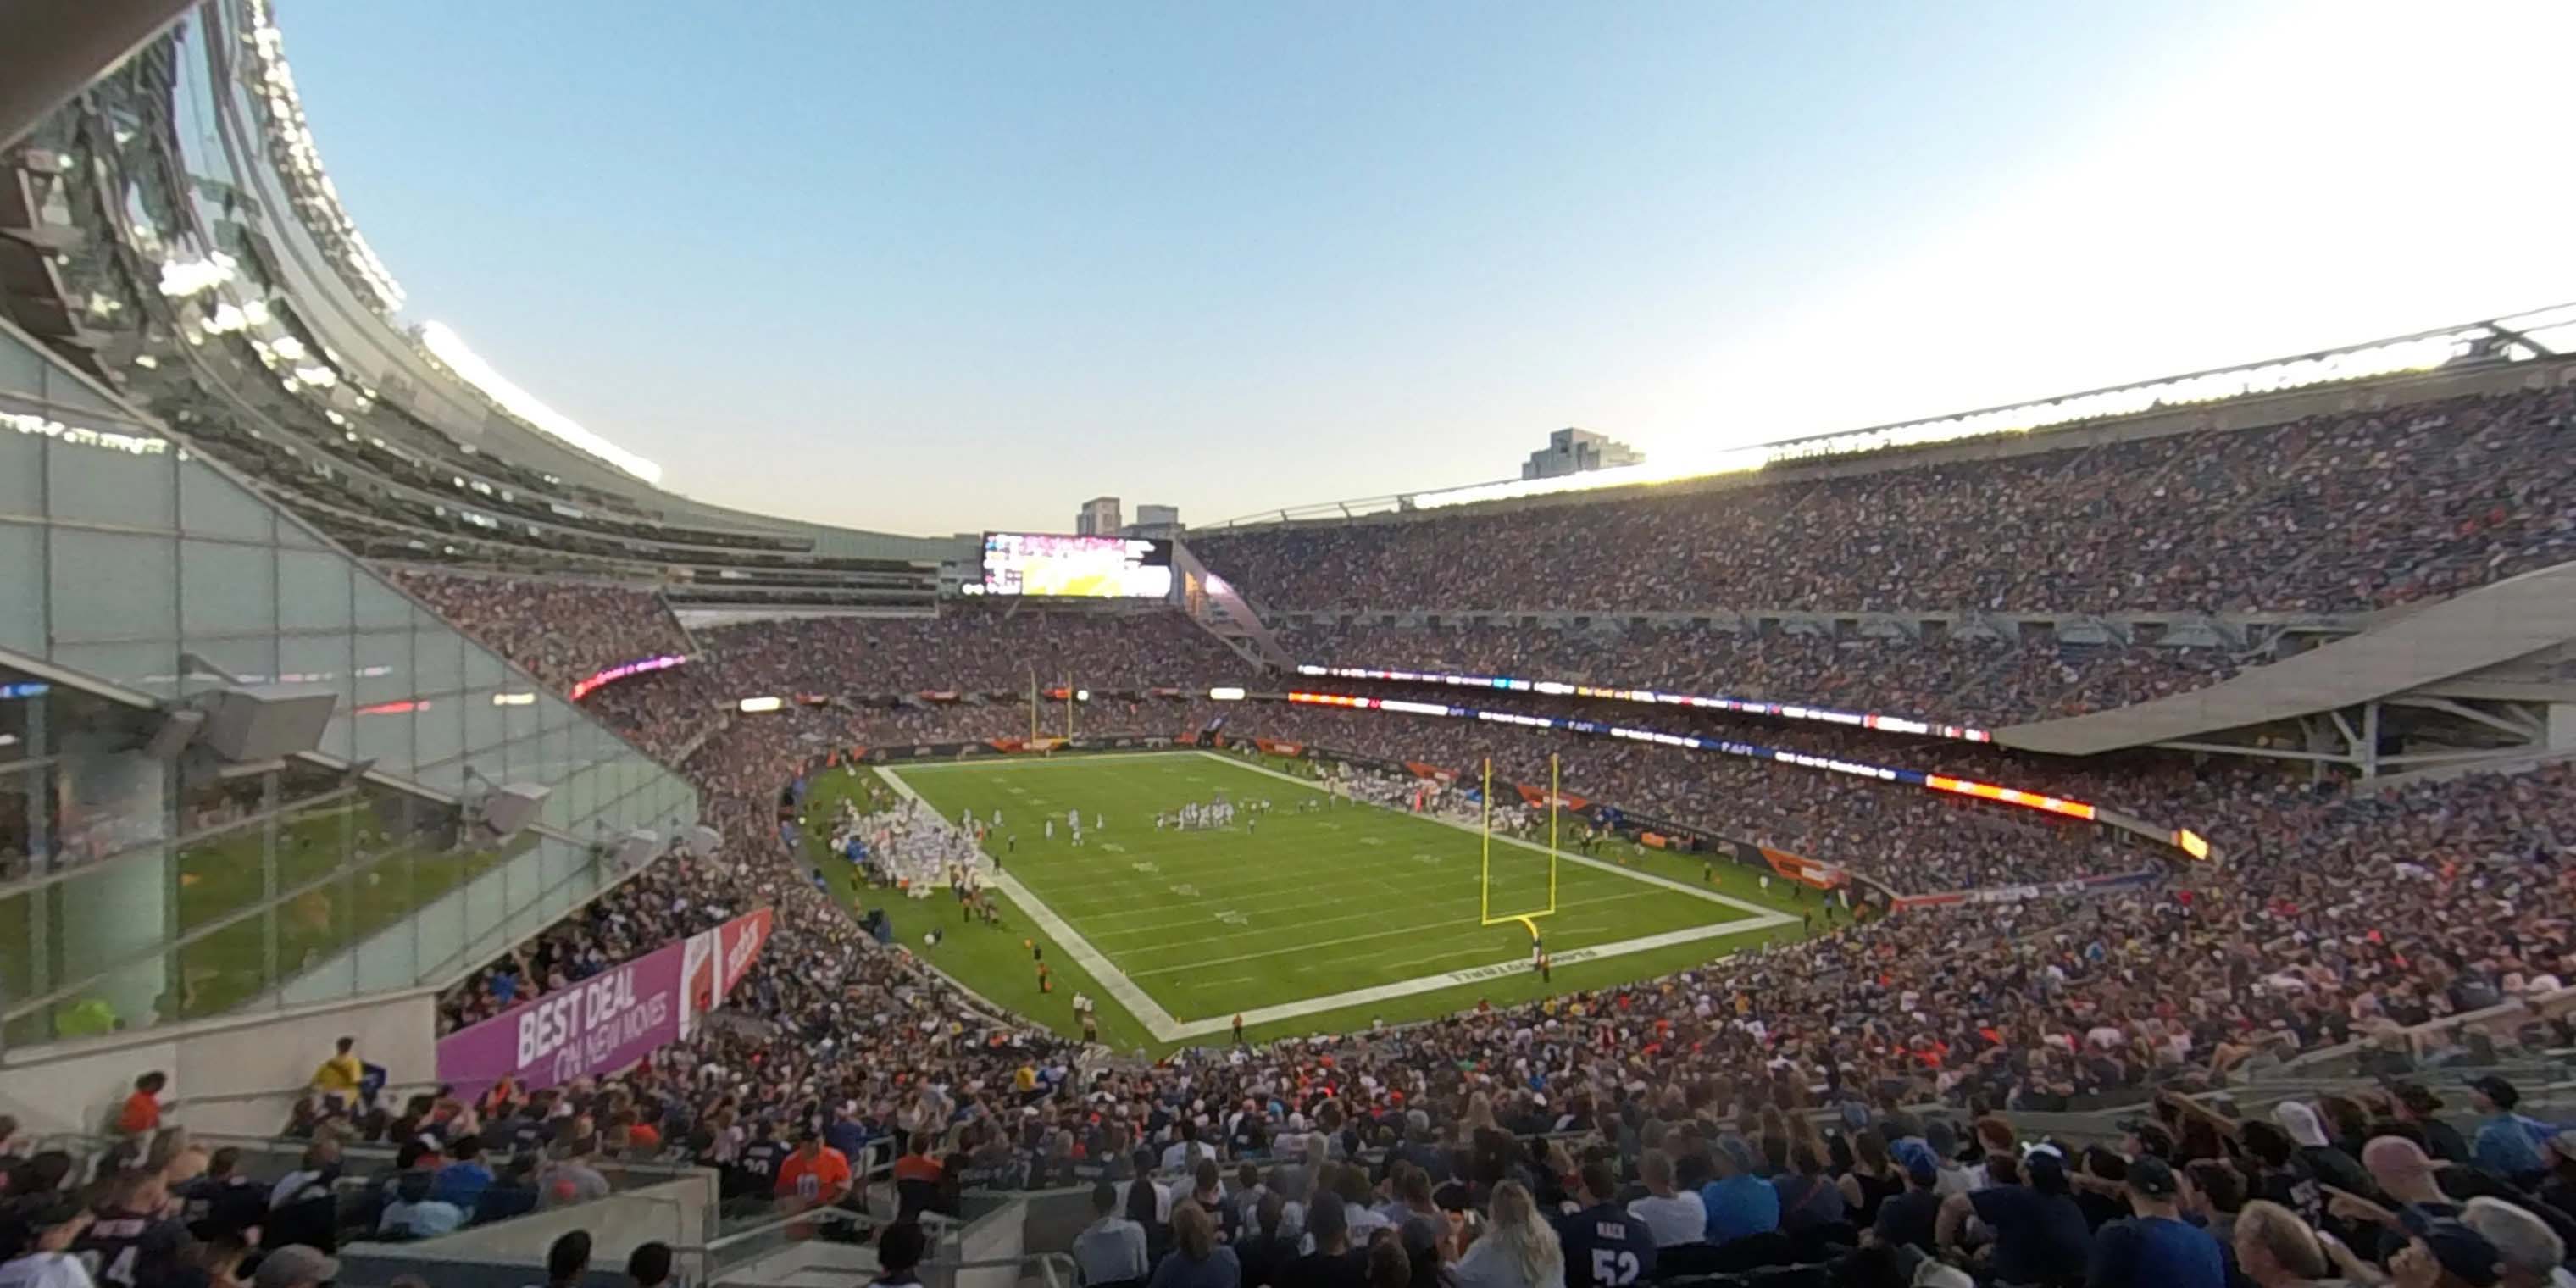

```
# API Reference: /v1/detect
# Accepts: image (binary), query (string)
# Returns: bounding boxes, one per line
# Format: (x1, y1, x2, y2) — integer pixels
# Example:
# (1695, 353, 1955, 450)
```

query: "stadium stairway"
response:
(1996, 559, 2576, 759)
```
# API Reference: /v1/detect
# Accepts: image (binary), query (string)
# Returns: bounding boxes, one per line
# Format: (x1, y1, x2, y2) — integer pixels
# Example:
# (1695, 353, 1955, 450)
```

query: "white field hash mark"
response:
(874, 753, 1795, 1042)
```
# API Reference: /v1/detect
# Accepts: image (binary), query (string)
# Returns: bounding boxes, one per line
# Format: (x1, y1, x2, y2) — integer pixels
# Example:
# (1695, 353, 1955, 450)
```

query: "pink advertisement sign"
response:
(437, 908, 771, 1094)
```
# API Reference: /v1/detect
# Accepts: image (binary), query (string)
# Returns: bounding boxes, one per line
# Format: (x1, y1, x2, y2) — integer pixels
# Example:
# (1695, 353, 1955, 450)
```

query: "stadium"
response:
(2, 6, 2574, 1288)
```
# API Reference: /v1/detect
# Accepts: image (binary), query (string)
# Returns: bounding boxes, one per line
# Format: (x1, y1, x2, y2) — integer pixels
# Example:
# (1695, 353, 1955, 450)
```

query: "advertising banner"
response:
(437, 908, 774, 1094)
(1513, 783, 1591, 811)
(436, 941, 681, 1096)
(1756, 846, 1845, 889)
(681, 907, 773, 1040)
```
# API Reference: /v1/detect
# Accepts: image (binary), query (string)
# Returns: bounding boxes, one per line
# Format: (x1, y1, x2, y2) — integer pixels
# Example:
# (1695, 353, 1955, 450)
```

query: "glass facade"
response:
(0, 330, 698, 1050)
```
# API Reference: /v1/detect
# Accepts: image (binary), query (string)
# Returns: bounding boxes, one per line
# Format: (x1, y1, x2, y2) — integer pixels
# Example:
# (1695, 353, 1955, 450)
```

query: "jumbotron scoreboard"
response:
(973, 532, 1174, 598)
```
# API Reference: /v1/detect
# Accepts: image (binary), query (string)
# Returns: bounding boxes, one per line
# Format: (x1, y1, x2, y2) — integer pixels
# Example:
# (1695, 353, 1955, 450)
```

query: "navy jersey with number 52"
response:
(1556, 1202, 1656, 1288)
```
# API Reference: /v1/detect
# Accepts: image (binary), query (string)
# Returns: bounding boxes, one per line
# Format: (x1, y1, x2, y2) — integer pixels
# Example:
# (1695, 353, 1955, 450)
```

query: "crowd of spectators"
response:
(281, 555, 2573, 1285)
(1280, 623, 2248, 726)
(382, 567, 695, 694)
(1197, 386, 2576, 617)
(702, 608, 1254, 697)
(425, 654, 2575, 1146)
(574, 666, 726, 765)
(1228, 698, 2145, 897)
(15, 638, 2572, 1288)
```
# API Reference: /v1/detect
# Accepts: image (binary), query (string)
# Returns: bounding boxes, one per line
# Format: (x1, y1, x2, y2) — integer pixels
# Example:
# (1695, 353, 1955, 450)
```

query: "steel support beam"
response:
(2384, 695, 2550, 742)
(0, 0, 196, 151)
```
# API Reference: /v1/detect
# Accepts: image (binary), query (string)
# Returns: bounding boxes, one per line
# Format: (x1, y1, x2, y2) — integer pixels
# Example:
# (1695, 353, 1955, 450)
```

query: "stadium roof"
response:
(1215, 302, 2576, 528)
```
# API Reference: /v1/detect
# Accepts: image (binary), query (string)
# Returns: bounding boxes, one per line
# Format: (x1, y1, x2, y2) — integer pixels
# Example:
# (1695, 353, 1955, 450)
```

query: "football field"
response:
(801, 750, 1809, 1050)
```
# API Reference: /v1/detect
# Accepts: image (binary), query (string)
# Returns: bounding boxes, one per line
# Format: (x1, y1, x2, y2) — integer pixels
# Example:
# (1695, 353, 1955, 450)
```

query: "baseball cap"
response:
(2401, 1213, 2505, 1288)
(253, 1245, 340, 1288)
(2126, 1156, 2179, 1200)
(2273, 1102, 2331, 1149)
(2468, 1076, 2519, 1111)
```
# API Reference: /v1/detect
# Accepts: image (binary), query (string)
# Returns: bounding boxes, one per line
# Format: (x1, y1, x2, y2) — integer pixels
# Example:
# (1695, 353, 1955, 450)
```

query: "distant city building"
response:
(1521, 427, 1643, 480)
(1074, 496, 1122, 536)
(1125, 503, 1182, 539)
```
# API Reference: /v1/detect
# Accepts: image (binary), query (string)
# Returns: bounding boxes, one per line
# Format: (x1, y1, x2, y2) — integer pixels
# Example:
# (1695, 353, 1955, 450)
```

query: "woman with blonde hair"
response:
(1454, 1181, 1565, 1288)
(1464, 1093, 1500, 1135)
(1147, 1200, 1241, 1288)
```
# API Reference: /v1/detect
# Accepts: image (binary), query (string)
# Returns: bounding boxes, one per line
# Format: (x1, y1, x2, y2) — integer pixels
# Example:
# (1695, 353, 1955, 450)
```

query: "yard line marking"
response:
(1159, 922, 1768, 1040)
(878, 765, 1185, 1039)
(1126, 921, 1432, 977)
(877, 753, 1796, 1042)
(1102, 888, 1666, 958)
(1030, 831, 1460, 916)
(1197, 752, 1782, 919)
(1040, 855, 1426, 918)
(894, 752, 1208, 771)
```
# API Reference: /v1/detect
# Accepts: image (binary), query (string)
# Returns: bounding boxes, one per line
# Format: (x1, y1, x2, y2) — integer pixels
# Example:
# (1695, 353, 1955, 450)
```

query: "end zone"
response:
(874, 753, 1796, 1044)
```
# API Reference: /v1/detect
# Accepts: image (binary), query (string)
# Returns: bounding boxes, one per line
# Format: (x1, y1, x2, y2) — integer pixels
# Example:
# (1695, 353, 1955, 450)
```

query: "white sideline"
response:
(870, 752, 1796, 1043)
(875, 765, 1185, 1039)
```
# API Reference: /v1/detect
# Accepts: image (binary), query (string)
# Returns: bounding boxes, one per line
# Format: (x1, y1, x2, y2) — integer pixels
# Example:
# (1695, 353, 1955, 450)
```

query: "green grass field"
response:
(799, 750, 1817, 1052)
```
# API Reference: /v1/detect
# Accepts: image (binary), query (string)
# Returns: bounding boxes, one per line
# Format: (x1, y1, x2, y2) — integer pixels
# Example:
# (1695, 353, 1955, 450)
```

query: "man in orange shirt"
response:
(891, 1134, 945, 1224)
(774, 1130, 853, 1213)
(893, 1135, 944, 1187)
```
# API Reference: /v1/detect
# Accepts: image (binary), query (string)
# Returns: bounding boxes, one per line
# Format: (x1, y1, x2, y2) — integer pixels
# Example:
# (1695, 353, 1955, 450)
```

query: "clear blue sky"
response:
(280, 0, 2575, 536)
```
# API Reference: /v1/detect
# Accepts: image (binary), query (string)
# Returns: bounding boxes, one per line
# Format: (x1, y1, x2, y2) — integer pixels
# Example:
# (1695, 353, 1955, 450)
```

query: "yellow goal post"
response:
(1478, 755, 1559, 937)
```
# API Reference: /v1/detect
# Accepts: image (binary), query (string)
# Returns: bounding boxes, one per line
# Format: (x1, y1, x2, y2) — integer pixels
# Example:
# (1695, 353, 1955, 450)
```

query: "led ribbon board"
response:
(1296, 663, 1992, 743)
(1273, 691, 2215, 858)
(569, 653, 689, 700)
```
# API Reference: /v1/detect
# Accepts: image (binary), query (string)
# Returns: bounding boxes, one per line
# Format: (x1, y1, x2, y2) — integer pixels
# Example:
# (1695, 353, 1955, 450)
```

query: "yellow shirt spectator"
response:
(313, 1041, 363, 1096)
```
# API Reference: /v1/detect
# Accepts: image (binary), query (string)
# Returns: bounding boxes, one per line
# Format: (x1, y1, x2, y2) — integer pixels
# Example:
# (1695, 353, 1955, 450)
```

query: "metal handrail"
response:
(697, 1206, 874, 1258)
